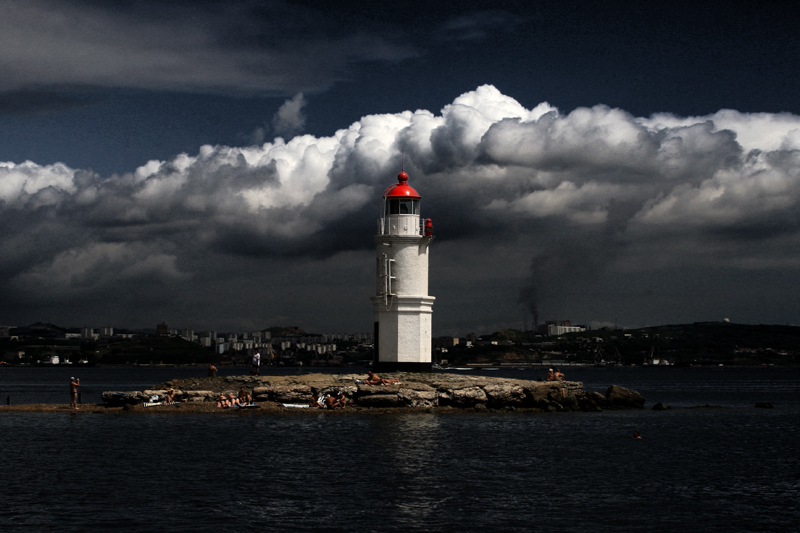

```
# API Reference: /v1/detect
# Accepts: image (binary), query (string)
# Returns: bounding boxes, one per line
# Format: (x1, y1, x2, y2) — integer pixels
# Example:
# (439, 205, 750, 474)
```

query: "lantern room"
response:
(379, 171, 422, 236)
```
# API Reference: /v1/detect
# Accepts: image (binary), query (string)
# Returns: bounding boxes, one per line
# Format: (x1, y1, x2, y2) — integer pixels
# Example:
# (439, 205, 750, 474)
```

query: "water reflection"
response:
(368, 414, 444, 526)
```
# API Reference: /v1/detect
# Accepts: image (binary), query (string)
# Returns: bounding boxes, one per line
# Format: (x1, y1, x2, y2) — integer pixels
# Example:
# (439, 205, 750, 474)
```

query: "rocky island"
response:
(98, 372, 646, 413)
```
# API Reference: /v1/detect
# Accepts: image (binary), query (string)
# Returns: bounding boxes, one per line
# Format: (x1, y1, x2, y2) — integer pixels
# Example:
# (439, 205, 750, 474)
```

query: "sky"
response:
(1, 0, 800, 336)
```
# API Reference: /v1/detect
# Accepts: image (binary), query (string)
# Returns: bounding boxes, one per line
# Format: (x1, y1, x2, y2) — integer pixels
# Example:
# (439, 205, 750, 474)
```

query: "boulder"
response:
(102, 391, 148, 406)
(578, 391, 608, 411)
(605, 385, 646, 408)
(183, 390, 215, 402)
(524, 383, 553, 405)
(754, 402, 774, 409)
(398, 387, 438, 408)
(482, 382, 527, 407)
(441, 386, 488, 408)
(357, 393, 401, 407)
(254, 384, 312, 403)
(357, 383, 397, 396)
(558, 395, 579, 410)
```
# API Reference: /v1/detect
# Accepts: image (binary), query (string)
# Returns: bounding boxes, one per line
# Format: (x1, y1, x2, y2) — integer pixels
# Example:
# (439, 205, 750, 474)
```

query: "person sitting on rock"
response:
(238, 387, 252, 405)
(334, 391, 347, 408)
(323, 391, 347, 409)
(162, 389, 176, 404)
(555, 369, 565, 381)
(310, 393, 325, 408)
(546, 368, 556, 381)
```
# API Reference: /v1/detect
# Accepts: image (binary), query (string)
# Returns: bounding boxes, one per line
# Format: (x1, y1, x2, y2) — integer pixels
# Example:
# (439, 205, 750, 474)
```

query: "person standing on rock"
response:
(251, 349, 261, 376)
(69, 377, 80, 410)
(208, 363, 217, 377)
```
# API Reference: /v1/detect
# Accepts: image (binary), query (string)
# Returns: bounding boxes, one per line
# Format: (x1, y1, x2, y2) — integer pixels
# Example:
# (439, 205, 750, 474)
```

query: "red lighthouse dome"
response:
(383, 171, 421, 199)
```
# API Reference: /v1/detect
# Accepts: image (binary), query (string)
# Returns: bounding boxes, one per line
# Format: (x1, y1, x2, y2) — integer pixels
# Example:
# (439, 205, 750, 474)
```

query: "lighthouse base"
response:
(371, 295, 435, 373)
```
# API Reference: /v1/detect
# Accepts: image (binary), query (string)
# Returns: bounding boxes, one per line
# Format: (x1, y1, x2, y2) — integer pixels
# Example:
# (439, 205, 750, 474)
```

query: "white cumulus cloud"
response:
(3, 84, 800, 331)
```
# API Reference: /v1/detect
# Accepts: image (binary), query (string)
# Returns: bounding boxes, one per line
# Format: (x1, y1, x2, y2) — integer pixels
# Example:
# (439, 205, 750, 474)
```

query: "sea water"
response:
(1, 366, 798, 532)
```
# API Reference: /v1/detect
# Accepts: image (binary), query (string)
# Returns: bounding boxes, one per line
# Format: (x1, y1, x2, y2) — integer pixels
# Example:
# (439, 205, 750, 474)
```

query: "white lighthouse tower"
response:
(371, 170, 435, 372)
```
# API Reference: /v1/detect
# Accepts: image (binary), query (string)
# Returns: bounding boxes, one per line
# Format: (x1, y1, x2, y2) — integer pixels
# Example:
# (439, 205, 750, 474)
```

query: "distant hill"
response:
(96, 335, 213, 365)
(13, 322, 68, 338)
(265, 326, 311, 337)
(452, 322, 800, 366)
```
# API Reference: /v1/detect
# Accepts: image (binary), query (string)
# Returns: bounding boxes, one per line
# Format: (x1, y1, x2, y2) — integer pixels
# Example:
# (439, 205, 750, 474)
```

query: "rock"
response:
(482, 382, 527, 407)
(397, 386, 437, 408)
(102, 391, 149, 406)
(183, 390, 214, 402)
(754, 402, 774, 409)
(101, 372, 646, 413)
(559, 395, 579, 411)
(357, 393, 401, 407)
(254, 384, 312, 403)
(441, 386, 487, 408)
(605, 385, 646, 409)
(652, 402, 670, 411)
(578, 391, 608, 411)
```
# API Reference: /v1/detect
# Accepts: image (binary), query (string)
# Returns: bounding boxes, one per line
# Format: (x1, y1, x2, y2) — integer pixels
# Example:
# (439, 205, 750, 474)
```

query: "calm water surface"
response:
(1, 366, 798, 532)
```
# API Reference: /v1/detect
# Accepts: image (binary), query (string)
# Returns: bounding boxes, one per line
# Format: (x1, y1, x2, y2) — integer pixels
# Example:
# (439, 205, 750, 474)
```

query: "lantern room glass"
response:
(387, 198, 419, 215)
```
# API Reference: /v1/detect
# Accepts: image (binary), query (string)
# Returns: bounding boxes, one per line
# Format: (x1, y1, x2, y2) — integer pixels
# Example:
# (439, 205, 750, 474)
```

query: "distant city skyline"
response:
(2, 1, 800, 336)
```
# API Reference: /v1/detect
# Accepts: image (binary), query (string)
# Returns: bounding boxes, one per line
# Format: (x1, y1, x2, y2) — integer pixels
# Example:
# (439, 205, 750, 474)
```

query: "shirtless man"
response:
(545, 369, 555, 381)
(323, 391, 347, 409)
(208, 363, 218, 377)
(69, 377, 80, 410)
(365, 371, 384, 385)
(365, 371, 400, 386)
(334, 391, 347, 408)
(555, 369, 565, 381)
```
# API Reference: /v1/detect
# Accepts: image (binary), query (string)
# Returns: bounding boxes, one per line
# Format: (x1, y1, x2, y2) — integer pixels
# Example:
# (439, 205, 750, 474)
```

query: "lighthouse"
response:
(371, 170, 435, 372)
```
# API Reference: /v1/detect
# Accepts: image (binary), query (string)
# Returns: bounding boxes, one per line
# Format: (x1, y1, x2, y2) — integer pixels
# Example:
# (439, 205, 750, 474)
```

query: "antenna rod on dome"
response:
(401, 149, 405, 172)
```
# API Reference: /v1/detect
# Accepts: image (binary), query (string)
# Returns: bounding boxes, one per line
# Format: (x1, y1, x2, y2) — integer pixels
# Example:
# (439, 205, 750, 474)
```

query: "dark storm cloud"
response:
(438, 10, 523, 43)
(3, 85, 800, 332)
(0, 0, 416, 97)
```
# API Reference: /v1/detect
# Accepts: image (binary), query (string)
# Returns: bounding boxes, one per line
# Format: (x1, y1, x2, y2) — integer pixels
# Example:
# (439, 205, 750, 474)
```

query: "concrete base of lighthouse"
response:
(371, 295, 435, 373)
